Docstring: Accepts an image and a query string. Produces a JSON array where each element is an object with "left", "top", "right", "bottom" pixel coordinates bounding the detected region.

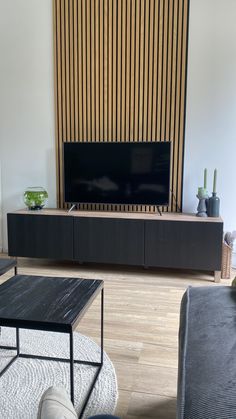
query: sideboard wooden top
[{"left": 9, "top": 209, "right": 223, "bottom": 223}]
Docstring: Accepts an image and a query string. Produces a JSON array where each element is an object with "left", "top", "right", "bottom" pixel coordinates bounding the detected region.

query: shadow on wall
[
  {"left": 46, "top": 147, "right": 56, "bottom": 208},
  {"left": 2, "top": 192, "right": 23, "bottom": 253}
]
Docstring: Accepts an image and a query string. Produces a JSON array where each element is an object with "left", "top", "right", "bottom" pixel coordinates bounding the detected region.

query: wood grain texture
[
  {"left": 1, "top": 255, "right": 232, "bottom": 418},
  {"left": 0, "top": 275, "right": 103, "bottom": 332},
  {"left": 7, "top": 214, "right": 74, "bottom": 260},
  {"left": 145, "top": 220, "right": 223, "bottom": 270},
  {"left": 74, "top": 217, "right": 145, "bottom": 265},
  {"left": 7, "top": 211, "right": 223, "bottom": 276},
  {"left": 53, "top": 0, "right": 190, "bottom": 212},
  {"left": 9, "top": 208, "right": 224, "bottom": 223}
]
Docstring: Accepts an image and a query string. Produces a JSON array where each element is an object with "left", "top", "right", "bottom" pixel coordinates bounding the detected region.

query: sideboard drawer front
[
  {"left": 7, "top": 214, "right": 74, "bottom": 260},
  {"left": 74, "top": 217, "right": 144, "bottom": 265},
  {"left": 145, "top": 220, "right": 223, "bottom": 271}
]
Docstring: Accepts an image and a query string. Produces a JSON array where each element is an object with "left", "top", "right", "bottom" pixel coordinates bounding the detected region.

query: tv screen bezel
[{"left": 63, "top": 141, "right": 172, "bottom": 207}]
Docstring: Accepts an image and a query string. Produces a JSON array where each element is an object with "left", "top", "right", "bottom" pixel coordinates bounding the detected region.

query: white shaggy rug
[{"left": 0, "top": 328, "right": 118, "bottom": 419}]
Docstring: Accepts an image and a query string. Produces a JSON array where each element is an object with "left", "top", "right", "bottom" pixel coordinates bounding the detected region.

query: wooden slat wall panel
[{"left": 54, "top": 0, "right": 190, "bottom": 212}]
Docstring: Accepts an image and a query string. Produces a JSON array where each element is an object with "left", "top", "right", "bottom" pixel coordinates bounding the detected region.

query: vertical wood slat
[
  {"left": 112, "top": 0, "right": 117, "bottom": 141},
  {"left": 161, "top": 0, "right": 168, "bottom": 142},
  {"left": 86, "top": 0, "right": 91, "bottom": 141},
  {"left": 125, "top": 0, "right": 131, "bottom": 140},
  {"left": 151, "top": 0, "right": 159, "bottom": 141},
  {"left": 99, "top": 0, "right": 104, "bottom": 140},
  {"left": 78, "top": 0, "right": 83, "bottom": 140},
  {"left": 134, "top": 0, "right": 140, "bottom": 142},
  {"left": 147, "top": 0, "right": 154, "bottom": 142},
  {"left": 142, "top": 0, "right": 149, "bottom": 141},
  {"left": 70, "top": 0, "right": 75, "bottom": 140},
  {"left": 73, "top": 0, "right": 78, "bottom": 140},
  {"left": 116, "top": 0, "right": 122, "bottom": 141},
  {"left": 138, "top": 0, "right": 145, "bottom": 141},
  {"left": 91, "top": 0, "right": 95, "bottom": 141},
  {"left": 156, "top": 0, "right": 163, "bottom": 142},
  {"left": 108, "top": 0, "right": 113, "bottom": 141},
  {"left": 82, "top": 0, "right": 87, "bottom": 140},
  {"left": 165, "top": 0, "right": 173, "bottom": 142},
  {"left": 121, "top": 0, "right": 127, "bottom": 140},
  {"left": 54, "top": 0, "right": 190, "bottom": 212},
  {"left": 103, "top": 0, "right": 108, "bottom": 141},
  {"left": 129, "top": 0, "right": 135, "bottom": 141},
  {"left": 65, "top": 0, "right": 70, "bottom": 140},
  {"left": 95, "top": 0, "right": 100, "bottom": 141}
]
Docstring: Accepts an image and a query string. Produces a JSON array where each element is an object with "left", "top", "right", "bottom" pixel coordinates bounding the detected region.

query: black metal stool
[{"left": 0, "top": 258, "right": 17, "bottom": 276}]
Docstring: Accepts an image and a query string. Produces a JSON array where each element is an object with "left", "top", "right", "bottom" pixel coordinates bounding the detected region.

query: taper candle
[
  {"left": 204, "top": 168, "right": 207, "bottom": 189},
  {"left": 213, "top": 169, "right": 217, "bottom": 193}
]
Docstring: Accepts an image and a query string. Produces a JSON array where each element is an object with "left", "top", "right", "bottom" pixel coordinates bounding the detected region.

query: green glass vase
[{"left": 24, "top": 187, "right": 48, "bottom": 210}]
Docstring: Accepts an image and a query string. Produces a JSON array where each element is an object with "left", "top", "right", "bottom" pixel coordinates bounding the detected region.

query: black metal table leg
[
  {"left": 0, "top": 327, "right": 19, "bottom": 377},
  {"left": 16, "top": 328, "right": 20, "bottom": 355},
  {"left": 70, "top": 331, "right": 74, "bottom": 405},
  {"left": 79, "top": 288, "right": 104, "bottom": 418},
  {"left": 101, "top": 288, "right": 104, "bottom": 365}
]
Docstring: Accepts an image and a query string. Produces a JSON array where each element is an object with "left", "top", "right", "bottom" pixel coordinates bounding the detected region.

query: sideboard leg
[{"left": 214, "top": 271, "right": 221, "bottom": 283}]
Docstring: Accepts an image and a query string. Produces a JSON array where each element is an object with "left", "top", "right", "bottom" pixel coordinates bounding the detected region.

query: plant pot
[{"left": 24, "top": 187, "right": 48, "bottom": 210}]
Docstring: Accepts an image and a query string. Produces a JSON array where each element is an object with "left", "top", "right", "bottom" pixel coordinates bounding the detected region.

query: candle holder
[{"left": 196, "top": 187, "right": 208, "bottom": 217}]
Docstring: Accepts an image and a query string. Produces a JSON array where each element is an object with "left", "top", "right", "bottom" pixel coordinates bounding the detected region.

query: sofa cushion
[
  {"left": 37, "top": 386, "right": 77, "bottom": 419},
  {"left": 177, "top": 286, "right": 236, "bottom": 419}
]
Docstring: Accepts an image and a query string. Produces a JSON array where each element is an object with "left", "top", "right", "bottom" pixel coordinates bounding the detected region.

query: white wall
[
  {"left": 183, "top": 0, "right": 236, "bottom": 265},
  {"left": 0, "top": 162, "right": 2, "bottom": 252},
  {"left": 1, "top": 0, "right": 236, "bottom": 263},
  {"left": 0, "top": 0, "right": 56, "bottom": 252}
]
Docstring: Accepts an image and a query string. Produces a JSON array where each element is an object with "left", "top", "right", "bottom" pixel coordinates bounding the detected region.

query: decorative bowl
[{"left": 24, "top": 187, "right": 48, "bottom": 210}]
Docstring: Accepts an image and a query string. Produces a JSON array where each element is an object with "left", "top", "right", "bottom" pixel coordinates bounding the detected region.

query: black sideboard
[{"left": 7, "top": 209, "right": 223, "bottom": 281}]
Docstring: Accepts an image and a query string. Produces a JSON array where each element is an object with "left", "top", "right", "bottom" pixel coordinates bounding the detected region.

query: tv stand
[
  {"left": 156, "top": 206, "right": 162, "bottom": 216},
  {"left": 7, "top": 209, "right": 223, "bottom": 282},
  {"left": 68, "top": 204, "right": 77, "bottom": 213}
]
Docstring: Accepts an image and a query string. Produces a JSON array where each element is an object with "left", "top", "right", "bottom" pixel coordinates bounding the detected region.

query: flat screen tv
[{"left": 63, "top": 142, "right": 171, "bottom": 207}]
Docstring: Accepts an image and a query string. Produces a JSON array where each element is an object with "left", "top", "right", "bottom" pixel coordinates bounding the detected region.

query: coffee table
[
  {"left": 0, "top": 258, "right": 17, "bottom": 276},
  {"left": 0, "top": 274, "right": 104, "bottom": 417}
]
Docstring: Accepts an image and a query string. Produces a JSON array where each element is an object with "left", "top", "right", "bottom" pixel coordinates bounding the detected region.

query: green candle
[
  {"left": 204, "top": 168, "right": 207, "bottom": 189},
  {"left": 213, "top": 169, "right": 217, "bottom": 193}
]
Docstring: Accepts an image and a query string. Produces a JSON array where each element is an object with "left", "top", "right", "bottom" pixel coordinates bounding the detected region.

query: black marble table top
[
  {"left": 0, "top": 275, "right": 103, "bottom": 332},
  {"left": 0, "top": 258, "right": 17, "bottom": 275}
]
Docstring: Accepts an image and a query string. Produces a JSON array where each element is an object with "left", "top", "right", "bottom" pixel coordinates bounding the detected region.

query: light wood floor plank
[
  {"left": 0, "top": 255, "right": 232, "bottom": 418},
  {"left": 127, "top": 392, "right": 176, "bottom": 419},
  {"left": 139, "top": 343, "right": 178, "bottom": 368}
]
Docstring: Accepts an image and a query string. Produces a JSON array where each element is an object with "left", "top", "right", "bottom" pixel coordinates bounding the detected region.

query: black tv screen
[{"left": 64, "top": 142, "right": 171, "bottom": 206}]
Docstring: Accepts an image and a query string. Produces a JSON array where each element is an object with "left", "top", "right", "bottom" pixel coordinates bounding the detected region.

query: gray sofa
[
  {"left": 39, "top": 286, "right": 236, "bottom": 418},
  {"left": 177, "top": 286, "right": 236, "bottom": 419}
]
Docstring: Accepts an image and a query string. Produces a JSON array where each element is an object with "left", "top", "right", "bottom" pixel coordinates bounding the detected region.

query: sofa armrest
[{"left": 177, "top": 285, "right": 236, "bottom": 419}]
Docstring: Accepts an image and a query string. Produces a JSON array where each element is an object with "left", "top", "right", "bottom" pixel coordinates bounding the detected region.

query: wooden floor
[{"left": 0, "top": 256, "right": 232, "bottom": 419}]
